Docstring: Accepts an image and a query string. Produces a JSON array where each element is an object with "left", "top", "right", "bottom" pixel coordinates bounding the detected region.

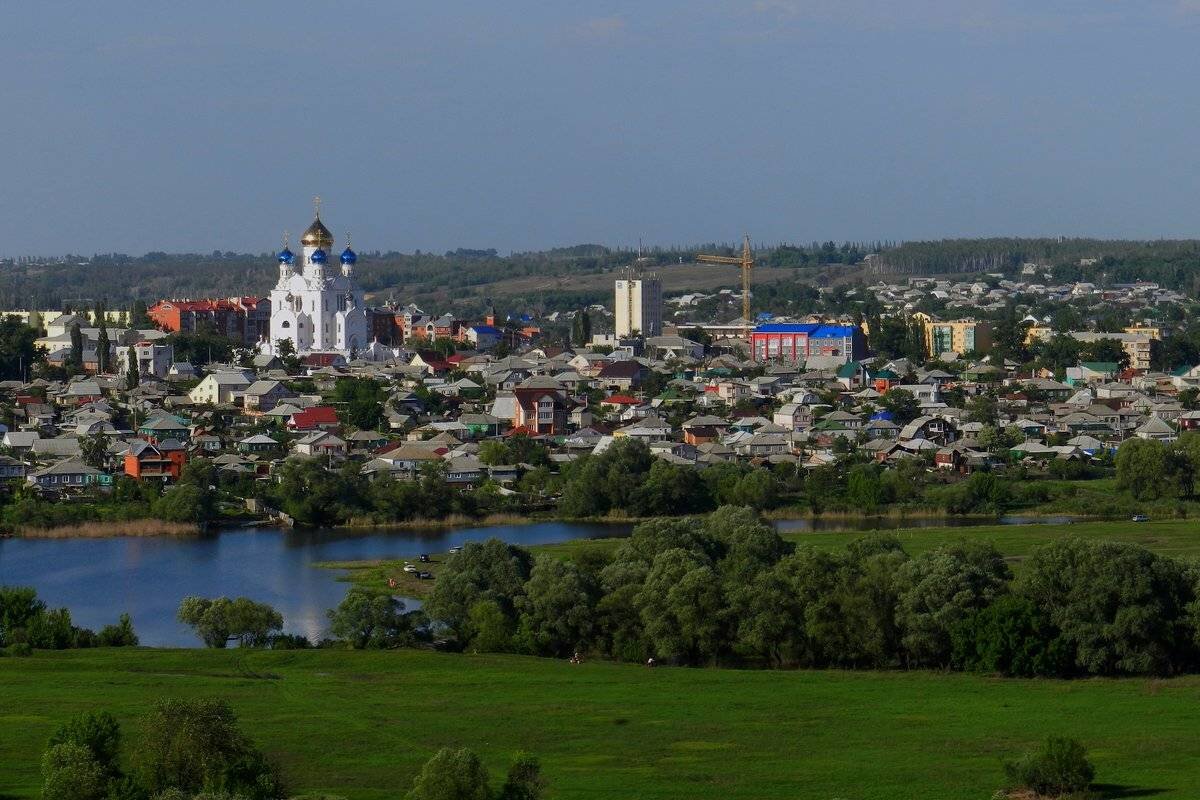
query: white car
[{"left": 403, "top": 563, "right": 417, "bottom": 573}]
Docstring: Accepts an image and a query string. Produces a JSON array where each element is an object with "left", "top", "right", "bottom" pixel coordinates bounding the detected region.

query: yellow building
[
  {"left": 912, "top": 313, "right": 994, "bottom": 358},
  {"left": 1124, "top": 325, "right": 1162, "bottom": 341}
]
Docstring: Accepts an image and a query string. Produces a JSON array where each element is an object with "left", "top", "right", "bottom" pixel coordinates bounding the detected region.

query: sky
[{"left": 4, "top": 1, "right": 1200, "bottom": 256}]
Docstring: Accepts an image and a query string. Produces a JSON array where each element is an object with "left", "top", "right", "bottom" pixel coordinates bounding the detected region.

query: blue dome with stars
[
  {"left": 277, "top": 247, "right": 294, "bottom": 264},
  {"left": 310, "top": 248, "right": 327, "bottom": 264},
  {"left": 340, "top": 246, "right": 357, "bottom": 265}
]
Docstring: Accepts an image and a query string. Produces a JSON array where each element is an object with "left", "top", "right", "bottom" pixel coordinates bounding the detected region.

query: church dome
[
  {"left": 340, "top": 246, "right": 357, "bottom": 265},
  {"left": 310, "top": 248, "right": 328, "bottom": 264},
  {"left": 301, "top": 217, "right": 334, "bottom": 249},
  {"left": 277, "top": 247, "right": 294, "bottom": 264}
]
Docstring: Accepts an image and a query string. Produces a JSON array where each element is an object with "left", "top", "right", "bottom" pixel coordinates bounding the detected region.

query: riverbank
[{"left": 2, "top": 647, "right": 1197, "bottom": 799}]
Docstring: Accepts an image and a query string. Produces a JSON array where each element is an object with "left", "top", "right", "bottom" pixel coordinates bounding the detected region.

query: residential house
[
  {"left": 28, "top": 459, "right": 103, "bottom": 490},
  {"left": 292, "top": 431, "right": 348, "bottom": 457},
  {"left": 124, "top": 440, "right": 188, "bottom": 481}
]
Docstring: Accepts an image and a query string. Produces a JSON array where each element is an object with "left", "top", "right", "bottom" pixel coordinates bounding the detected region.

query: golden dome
[{"left": 301, "top": 217, "right": 334, "bottom": 249}]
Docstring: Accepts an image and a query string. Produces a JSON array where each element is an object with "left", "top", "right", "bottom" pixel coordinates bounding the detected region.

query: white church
[{"left": 267, "top": 205, "right": 372, "bottom": 359}]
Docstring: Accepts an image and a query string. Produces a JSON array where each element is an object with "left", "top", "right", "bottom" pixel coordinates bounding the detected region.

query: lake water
[{"left": 0, "top": 515, "right": 1080, "bottom": 647}]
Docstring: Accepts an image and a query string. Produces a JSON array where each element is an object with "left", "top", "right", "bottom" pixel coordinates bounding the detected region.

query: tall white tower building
[
  {"left": 614, "top": 273, "right": 663, "bottom": 338},
  {"left": 268, "top": 201, "right": 369, "bottom": 358}
]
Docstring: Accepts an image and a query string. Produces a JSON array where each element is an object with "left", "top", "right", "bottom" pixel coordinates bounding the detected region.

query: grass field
[
  {"left": 3, "top": 647, "right": 1200, "bottom": 799},
  {"left": 323, "top": 518, "right": 1200, "bottom": 597}
]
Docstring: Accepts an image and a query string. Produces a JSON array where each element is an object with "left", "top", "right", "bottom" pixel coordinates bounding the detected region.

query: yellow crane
[{"left": 696, "top": 235, "right": 754, "bottom": 334}]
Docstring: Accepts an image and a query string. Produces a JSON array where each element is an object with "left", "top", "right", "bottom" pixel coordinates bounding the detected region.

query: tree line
[
  {"left": 423, "top": 507, "right": 1200, "bottom": 677},
  {"left": 0, "top": 586, "right": 138, "bottom": 654}
]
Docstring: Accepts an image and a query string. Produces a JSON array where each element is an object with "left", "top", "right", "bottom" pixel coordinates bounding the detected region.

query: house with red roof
[{"left": 287, "top": 406, "right": 340, "bottom": 432}]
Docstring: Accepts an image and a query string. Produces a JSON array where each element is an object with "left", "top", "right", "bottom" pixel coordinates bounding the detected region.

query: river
[{"left": 0, "top": 515, "right": 1080, "bottom": 647}]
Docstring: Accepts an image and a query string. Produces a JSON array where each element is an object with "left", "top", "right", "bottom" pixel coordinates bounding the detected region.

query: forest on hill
[{"left": 6, "top": 237, "right": 1200, "bottom": 314}]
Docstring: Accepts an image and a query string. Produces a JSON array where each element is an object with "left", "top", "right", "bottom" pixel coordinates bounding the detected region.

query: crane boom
[{"left": 697, "top": 235, "right": 754, "bottom": 334}]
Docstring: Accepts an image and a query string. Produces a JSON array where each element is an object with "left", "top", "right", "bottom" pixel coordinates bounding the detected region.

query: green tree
[
  {"left": 79, "top": 433, "right": 110, "bottom": 471},
  {"left": 137, "top": 697, "right": 282, "bottom": 799},
  {"left": 1169, "top": 432, "right": 1200, "bottom": 498},
  {"left": 152, "top": 484, "right": 206, "bottom": 524},
  {"left": 333, "top": 378, "right": 386, "bottom": 430},
  {"left": 97, "top": 613, "right": 139, "bottom": 647},
  {"left": 0, "top": 585, "right": 46, "bottom": 646},
  {"left": 1019, "top": 538, "right": 1194, "bottom": 675},
  {"left": 96, "top": 318, "right": 111, "bottom": 374},
  {"left": 275, "top": 338, "right": 301, "bottom": 372},
  {"left": 635, "top": 548, "right": 726, "bottom": 664},
  {"left": 965, "top": 394, "right": 998, "bottom": 425},
  {"left": 895, "top": 541, "right": 1011, "bottom": 668},
  {"left": 515, "top": 556, "right": 597, "bottom": 657},
  {"left": 68, "top": 322, "right": 84, "bottom": 373},
  {"left": 47, "top": 711, "right": 122, "bottom": 778},
  {"left": 1115, "top": 437, "right": 1167, "bottom": 500},
  {"left": 1004, "top": 737, "right": 1095, "bottom": 797},
  {"left": 951, "top": 595, "right": 1072, "bottom": 677},
  {"left": 405, "top": 747, "right": 492, "bottom": 800},
  {"left": 844, "top": 464, "right": 886, "bottom": 514},
  {"left": 328, "top": 588, "right": 412, "bottom": 649},
  {"left": 467, "top": 599, "right": 514, "bottom": 652},
  {"left": 41, "top": 742, "right": 107, "bottom": 800},
  {"left": 498, "top": 753, "right": 545, "bottom": 800},
  {"left": 129, "top": 300, "right": 150, "bottom": 328},
  {"left": 124, "top": 345, "right": 139, "bottom": 390},
  {"left": 176, "top": 596, "right": 283, "bottom": 648},
  {"left": 0, "top": 315, "right": 41, "bottom": 380},
  {"left": 881, "top": 388, "right": 921, "bottom": 425},
  {"left": 425, "top": 539, "right": 533, "bottom": 639}
]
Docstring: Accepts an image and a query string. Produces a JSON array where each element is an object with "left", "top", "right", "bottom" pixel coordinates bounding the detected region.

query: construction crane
[{"left": 697, "top": 235, "right": 754, "bottom": 334}]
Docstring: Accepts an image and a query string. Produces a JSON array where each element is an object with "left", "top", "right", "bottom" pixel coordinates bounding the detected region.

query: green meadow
[
  {"left": 9, "top": 519, "right": 1200, "bottom": 798},
  {"left": 3, "top": 647, "right": 1200, "bottom": 799}
]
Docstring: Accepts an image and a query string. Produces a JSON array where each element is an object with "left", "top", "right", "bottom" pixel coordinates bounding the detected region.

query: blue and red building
[{"left": 750, "top": 323, "right": 865, "bottom": 364}]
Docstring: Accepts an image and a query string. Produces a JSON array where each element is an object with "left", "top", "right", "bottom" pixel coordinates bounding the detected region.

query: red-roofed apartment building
[{"left": 148, "top": 297, "right": 270, "bottom": 345}]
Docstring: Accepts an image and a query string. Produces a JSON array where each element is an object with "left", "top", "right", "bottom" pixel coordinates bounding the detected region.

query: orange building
[
  {"left": 124, "top": 440, "right": 188, "bottom": 482},
  {"left": 148, "top": 297, "right": 269, "bottom": 345}
]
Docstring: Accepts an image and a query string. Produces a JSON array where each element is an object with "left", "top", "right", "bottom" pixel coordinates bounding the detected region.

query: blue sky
[{"left": 4, "top": 1, "right": 1200, "bottom": 255}]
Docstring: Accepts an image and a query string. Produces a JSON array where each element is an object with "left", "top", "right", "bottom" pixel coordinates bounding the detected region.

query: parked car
[
  {"left": 1131, "top": 514, "right": 1150, "bottom": 522},
  {"left": 419, "top": 554, "right": 431, "bottom": 563},
  {"left": 418, "top": 571, "right": 433, "bottom": 579},
  {"left": 403, "top": 563, "right": 417, "bottom": 573},
  {"left": 448, "top": 546, "right": 461, "bottom": 554}
]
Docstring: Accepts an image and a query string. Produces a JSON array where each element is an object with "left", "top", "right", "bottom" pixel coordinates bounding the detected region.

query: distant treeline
[
  {"left": 9, "top": 237, "right": 1200, "bottom": 313},
  {"left": 873, "top": 237, "right": 1200, "bottom": 291},
  {"left": 0, "top": 241, "right": 875, "bottom": 313}
]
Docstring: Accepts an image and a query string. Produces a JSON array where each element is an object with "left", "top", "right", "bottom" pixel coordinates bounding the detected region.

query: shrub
[
  {"left": 7, "top": 642, "right": 33, "bottom": 657},
  {"left": 1004, "top": 737, "right": 1095, "bottom": 797}
]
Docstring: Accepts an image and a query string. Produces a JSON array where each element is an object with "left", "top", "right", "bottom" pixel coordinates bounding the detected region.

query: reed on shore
[{"left": 18, "top": 519, "right": 201, "bottom": 539}]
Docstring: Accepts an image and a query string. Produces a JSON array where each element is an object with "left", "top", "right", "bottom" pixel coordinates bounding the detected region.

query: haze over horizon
[{"left": 5, "top": 1, "right": 1200, "bottom": 257}]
